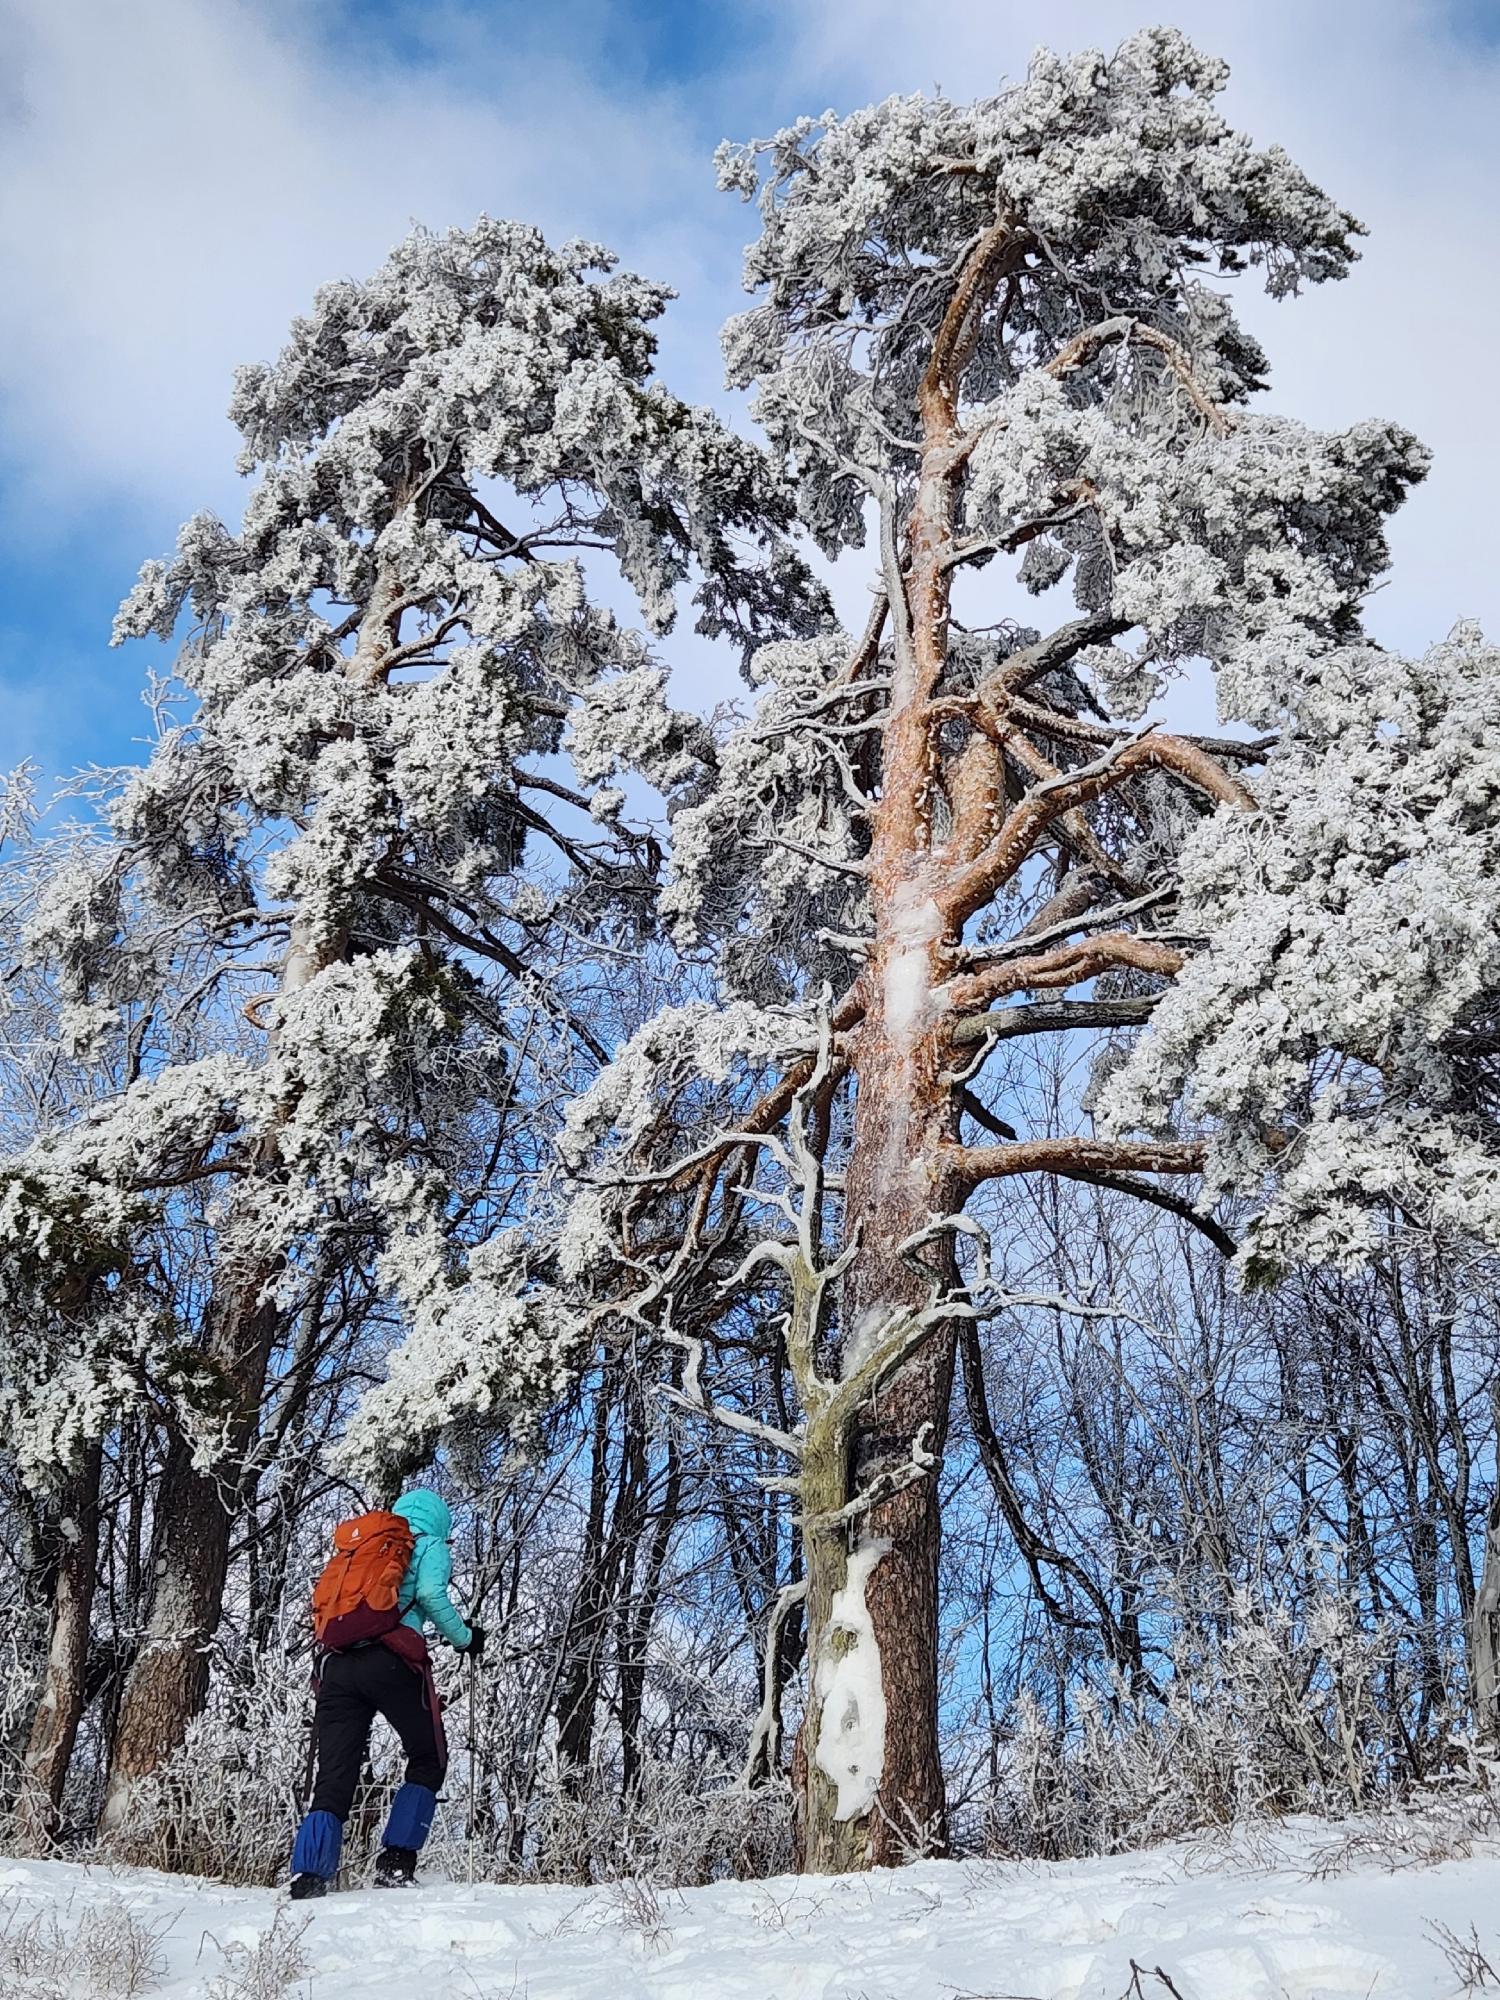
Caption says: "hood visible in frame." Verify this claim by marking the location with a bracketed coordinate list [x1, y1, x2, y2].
[394, 1488, 453, 1541]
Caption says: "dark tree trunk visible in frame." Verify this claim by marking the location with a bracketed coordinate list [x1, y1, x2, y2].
[1472, 1405, 1500, 1744]
[553, 1366, 616, 1790]
[98, 1270, 280, 1846]
[15, 1441, 102, 1848]
[619, 1427, 682, 1799]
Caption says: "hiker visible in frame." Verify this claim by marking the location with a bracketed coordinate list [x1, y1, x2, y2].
[288, 1488, 487, 1898]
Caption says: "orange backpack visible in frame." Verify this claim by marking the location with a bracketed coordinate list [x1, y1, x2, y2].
[311, 1510, 415, 1652]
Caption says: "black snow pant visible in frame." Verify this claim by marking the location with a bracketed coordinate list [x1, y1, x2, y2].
[309, 1641, 447, 1823]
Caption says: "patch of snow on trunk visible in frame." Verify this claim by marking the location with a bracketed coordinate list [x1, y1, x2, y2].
[842, 1302, 898, 1380]
[812, 1537, 889, 1822]
[881, 884, 943, 1053]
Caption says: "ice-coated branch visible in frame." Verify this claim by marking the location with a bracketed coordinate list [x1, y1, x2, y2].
[1005, 697, 1277, 773]
[816, 928, 875, 956]
[829, 1289, 975, 1430]
[921, 216, 1024, 426]
[994, 728, 1141, 894]
[720, 1235, 801, 1292]
[836, 590, 889, 688]
[737, 1575, 809, 1787]
[751, 678, 894, 737]
[943, 724, 1256, 923]
[748, 833, 870, 881]
[636, 992, 855, 1453]
[659, 1383, 805, 1460]
[958, 888, 1171, 968]
[655, 977, 867, 1204]
[578, 1123, 792, 1196]
[1055, 1164, 1236, 1257]
[895, 1210, 993, 1291]
[1026, 723, 1165, 803]
[964, 1282, 1173, 1330]
[992, 614, 1135, 697]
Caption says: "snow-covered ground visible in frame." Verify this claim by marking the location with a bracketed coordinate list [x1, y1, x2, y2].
[4, 1813, 1500, 1999]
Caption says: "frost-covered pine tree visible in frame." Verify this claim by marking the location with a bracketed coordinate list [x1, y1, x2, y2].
[1, 218, 821, 1839]
[1102, 621, 1500, 1272]
[560, 31, 1429, 1870]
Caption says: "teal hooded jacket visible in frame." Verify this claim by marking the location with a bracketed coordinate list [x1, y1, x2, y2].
[393, 1489, 473, 1650]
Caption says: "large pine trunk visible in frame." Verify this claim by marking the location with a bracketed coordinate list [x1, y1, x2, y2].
[797, 252, 987, 1870]
[15, 1441, 102, 1848]
[798, 949, 963, 1870]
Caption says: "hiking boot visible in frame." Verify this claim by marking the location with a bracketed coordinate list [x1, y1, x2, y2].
[289, 1873, 328, 1901]
[374, 1845, 417, 1887]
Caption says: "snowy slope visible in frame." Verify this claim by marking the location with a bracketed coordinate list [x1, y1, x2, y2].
[3, 1814, 1499, 1999]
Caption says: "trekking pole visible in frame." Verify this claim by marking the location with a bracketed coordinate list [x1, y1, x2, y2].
[465, 1644, 478, 1885]
[461, 1487, 505, 1889]
[295, 1646, 322, 1816]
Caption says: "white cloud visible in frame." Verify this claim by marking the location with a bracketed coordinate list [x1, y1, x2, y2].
[784, 0, 1500, 654]
[0, 0, 716, 524]
[0, 0, 1490, 677]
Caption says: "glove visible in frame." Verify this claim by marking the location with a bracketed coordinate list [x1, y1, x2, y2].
[463, 1622, 487, 1659]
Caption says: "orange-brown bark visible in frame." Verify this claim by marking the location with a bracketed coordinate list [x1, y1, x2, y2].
[942, 1135, 1206, 1187]
[946, 932, 1185, 1015]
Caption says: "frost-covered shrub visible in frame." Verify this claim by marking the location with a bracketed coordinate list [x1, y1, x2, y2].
[428, 1753, 794, 1888]
[0, 1612, 48, 1836]
[91, 1598, 788, 1889]
[0, 1899, 170, 1999]
[202, 1908, 312, 2000]
[976, 1578, 1411, 1860]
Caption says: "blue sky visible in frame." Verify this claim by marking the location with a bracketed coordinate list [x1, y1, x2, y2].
[2, 0, 1497, 784]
